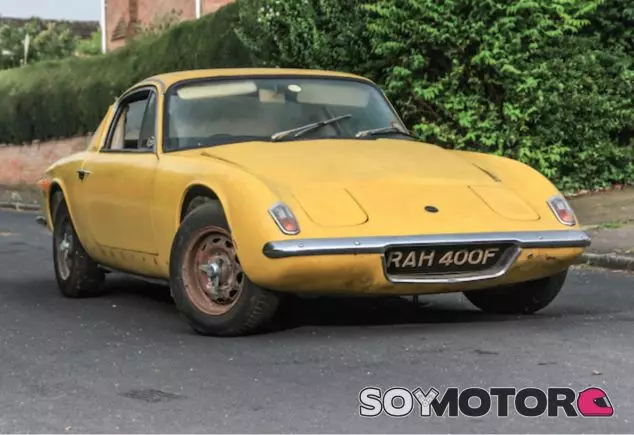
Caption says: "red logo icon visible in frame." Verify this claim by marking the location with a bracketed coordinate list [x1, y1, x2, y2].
[577, 387, 614, 417]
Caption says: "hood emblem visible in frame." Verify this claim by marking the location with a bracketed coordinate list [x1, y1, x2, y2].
[425, 205, 439, 213]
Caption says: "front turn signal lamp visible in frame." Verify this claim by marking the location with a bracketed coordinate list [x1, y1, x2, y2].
[37, 177, 52, 193]
[547, 195, 577, 226]
[269, 202, 300, 235]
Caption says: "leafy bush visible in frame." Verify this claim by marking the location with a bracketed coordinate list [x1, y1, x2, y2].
[586, 0, 634, 54]
[236, 0, 373, 74]
[0, 20, 78, 69]
[76, 31, 102, 56]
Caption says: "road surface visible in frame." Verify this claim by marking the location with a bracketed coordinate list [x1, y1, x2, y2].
[0, 210, 632, 433]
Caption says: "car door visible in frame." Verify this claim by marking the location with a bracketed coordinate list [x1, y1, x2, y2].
[77, 86, 160, 255]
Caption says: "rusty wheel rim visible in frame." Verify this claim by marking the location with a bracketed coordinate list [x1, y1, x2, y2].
[182, 227, 245, 315]
[55, 217, 74, 281]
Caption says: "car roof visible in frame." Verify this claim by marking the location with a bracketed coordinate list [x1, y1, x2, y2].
[135, 68, 373, 91]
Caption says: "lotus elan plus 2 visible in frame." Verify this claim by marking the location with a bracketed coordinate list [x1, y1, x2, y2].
[38, 68, 591, 336]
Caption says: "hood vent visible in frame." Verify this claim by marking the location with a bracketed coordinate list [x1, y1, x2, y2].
[473, 164, 501, 182]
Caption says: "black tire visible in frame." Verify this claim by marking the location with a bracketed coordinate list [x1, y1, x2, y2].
[169, 199, 280, 336]
[52, 198, 106, 298]
[463, 269, 568, 314]
[50, 190, 65, 223]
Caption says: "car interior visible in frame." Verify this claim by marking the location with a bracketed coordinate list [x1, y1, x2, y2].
[108, 93, 155, 152]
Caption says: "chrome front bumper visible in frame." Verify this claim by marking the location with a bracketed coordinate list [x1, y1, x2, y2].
[263, 230, 591, 258]
[262, 230, 591, 284]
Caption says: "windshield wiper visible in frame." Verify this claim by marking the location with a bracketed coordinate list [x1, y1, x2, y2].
[355, 126, 418, 139]
[271, 114, 352, 142]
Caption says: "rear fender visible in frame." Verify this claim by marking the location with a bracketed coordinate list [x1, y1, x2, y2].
[43, 152, 96, 247]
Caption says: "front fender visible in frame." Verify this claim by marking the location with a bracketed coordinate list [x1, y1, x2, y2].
[153, 155, 313, 278]
[454, 150, 580, 227]
[186, 172, 321, 281]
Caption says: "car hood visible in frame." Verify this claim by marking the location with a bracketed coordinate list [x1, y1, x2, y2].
[201, 139, 541, 227]
[203, 139, 491, 184]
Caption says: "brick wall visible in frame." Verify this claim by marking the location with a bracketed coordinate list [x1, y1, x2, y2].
[203, 0, 235, 14]
[106, 0, 235, 51]
[106, 0, 130, 51]
[0, 137, 90, 185]
[137, 0, 196, 24]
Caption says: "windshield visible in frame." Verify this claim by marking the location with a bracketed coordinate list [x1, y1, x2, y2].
[164, 77, 407, 151]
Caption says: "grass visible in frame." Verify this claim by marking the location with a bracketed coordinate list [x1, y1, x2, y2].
[597, 219, 634, 230]
[600, 221, 624, 229]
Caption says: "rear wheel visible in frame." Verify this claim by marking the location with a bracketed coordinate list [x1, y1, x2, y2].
[169, 199, 280, 336]
[52, 199, 106, 298]
[463, 269, 568, 314]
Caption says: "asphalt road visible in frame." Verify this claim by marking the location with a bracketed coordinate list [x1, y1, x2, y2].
[0, 209, 633, 433]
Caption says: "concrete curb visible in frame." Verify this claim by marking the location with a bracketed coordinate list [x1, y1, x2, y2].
[578, 253, 634, 272]
[0, 201, 40, 212]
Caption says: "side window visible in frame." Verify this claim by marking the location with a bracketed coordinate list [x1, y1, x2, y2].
[139, 93, 157, 150]
[105, 90, 156, 152]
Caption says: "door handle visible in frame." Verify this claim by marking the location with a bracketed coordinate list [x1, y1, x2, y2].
[77, 168, 92, 181]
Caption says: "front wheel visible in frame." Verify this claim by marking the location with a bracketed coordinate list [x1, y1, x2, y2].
[169, 200, 280, 336]
[463, 269, 568, 314]
[52, 199, 106, 298]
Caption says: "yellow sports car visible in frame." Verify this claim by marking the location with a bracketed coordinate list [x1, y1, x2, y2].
[38, 68, 591, 336]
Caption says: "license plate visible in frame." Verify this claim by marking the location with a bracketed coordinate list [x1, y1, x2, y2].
[383, 243, 514, 276]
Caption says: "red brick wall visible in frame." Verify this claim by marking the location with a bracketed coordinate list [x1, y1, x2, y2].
[0, 137, 90, 185]
[105, 0, 130, 51]
[203, 0, 235, 14]
[137, 0, 196, 24]
[106, 0, 235, 51]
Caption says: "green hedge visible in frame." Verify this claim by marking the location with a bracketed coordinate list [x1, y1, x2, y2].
[0, 0, 632, 191]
